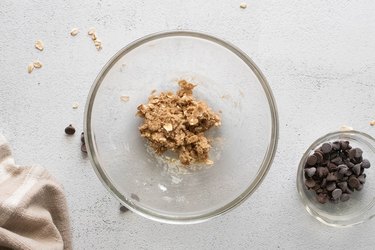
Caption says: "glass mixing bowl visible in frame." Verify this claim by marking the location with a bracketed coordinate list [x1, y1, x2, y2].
[84, 31, 278, 224]
[297, 130, 375, 227]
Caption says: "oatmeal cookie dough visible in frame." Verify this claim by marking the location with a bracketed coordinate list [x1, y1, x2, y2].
[137, 80, 221, 165]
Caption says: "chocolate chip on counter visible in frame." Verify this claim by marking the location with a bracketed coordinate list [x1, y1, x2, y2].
[305, 167, 316, 177]
[332, 189, 342, 200]
[348, 176, 360, 189]
[358, 174, 366, 184]
[81, 143, 87, 153]
[306, 155, 317, 166]
[317, 193, 329, 204]
[326, 182, 336, 192]
[321, 143, 332, 154]
[337, 182, 348, 192]
[65, 124, 76, 135]
[305, 179, 316, 188]
[120, 204, 129, 212]
[362, 159, 371, 169]
[352, 164, 361, 176]
[340, 193, 351, 202]
[81, 132, 85, 143]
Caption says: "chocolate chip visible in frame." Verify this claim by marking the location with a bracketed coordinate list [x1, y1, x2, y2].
[317, 193, 329, 204]
[81, 132, 85, 143]
[317, 167, 329, 178]
[332, 141, 341, 151]
[355, 148, 363, 158]
[306, 155, 317, 166]
[338, 164, 348, 175]
[348, 176, 360, 189]
[120, 204, 129, 212]
[358, 174, 366, 184]
[362, 159, 371, 169]
[328, 163, 339, 172]
[336, 172, 344, 180]
[332, 189, 342, 200]
[305, 179, 316, 188]
[305, 167, 316, 177]
[347, 162, 355, 168]
[321, 178, 327, 188]
[330, 152, 339, 159]
[337, 182, 348, 192]
[314, 151, 324, 163]
[348, 148, 356, 159]
[331, 157, 342, 165]
[321, 143, 332, 154]
[342, 176, 348, 181]
[65, 124, 76, 135]
[352, 164, 361, 176]
[326, 182, 336, 192]
[326, 172, 337, 182]
[345, 169, 353, 176]
[356, 184, 363, 191]
[81, 143, 87, 153]
[340, 141, 349, 150]
[340, 193, 350, 202]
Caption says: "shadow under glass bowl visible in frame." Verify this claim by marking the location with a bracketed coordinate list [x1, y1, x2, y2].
[84, 30, 278, 224]
[297, 130, 375, 227]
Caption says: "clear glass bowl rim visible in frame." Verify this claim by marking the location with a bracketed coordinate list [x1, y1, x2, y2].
[84, 30, 279, 224]
[296, 130, 375, 227]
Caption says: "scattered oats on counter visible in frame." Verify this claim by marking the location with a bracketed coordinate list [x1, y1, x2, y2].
[33, 60, 42, 68]
[88, 28, 102, 50]
[70, 28, 79, 36]
[35, 40, 44, 51]
[27, 63, 34, 74]
[120, 96, 130, 102]
[72, 102, 79, 109]
[240, 2, 247, 9]
[137, 80, 221, 166]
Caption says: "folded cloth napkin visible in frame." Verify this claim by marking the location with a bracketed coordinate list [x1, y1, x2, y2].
[0, 135, 72, 250]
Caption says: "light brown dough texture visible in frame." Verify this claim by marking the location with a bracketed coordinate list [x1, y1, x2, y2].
[137, 80, 221, 165]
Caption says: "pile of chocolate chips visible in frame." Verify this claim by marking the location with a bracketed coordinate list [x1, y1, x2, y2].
[304, 141, 371, 204]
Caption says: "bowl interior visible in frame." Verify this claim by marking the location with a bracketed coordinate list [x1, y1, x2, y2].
[86, 31, 278, 223]
[297, 131, 375, 227]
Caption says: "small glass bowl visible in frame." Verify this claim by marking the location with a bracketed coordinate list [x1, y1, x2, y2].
[297, 130, 375, 227]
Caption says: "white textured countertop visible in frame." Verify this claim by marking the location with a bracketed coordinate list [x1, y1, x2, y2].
[1, 0, 375, 249]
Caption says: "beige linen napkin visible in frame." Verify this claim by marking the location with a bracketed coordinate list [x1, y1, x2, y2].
[0, 135, 72, 250]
